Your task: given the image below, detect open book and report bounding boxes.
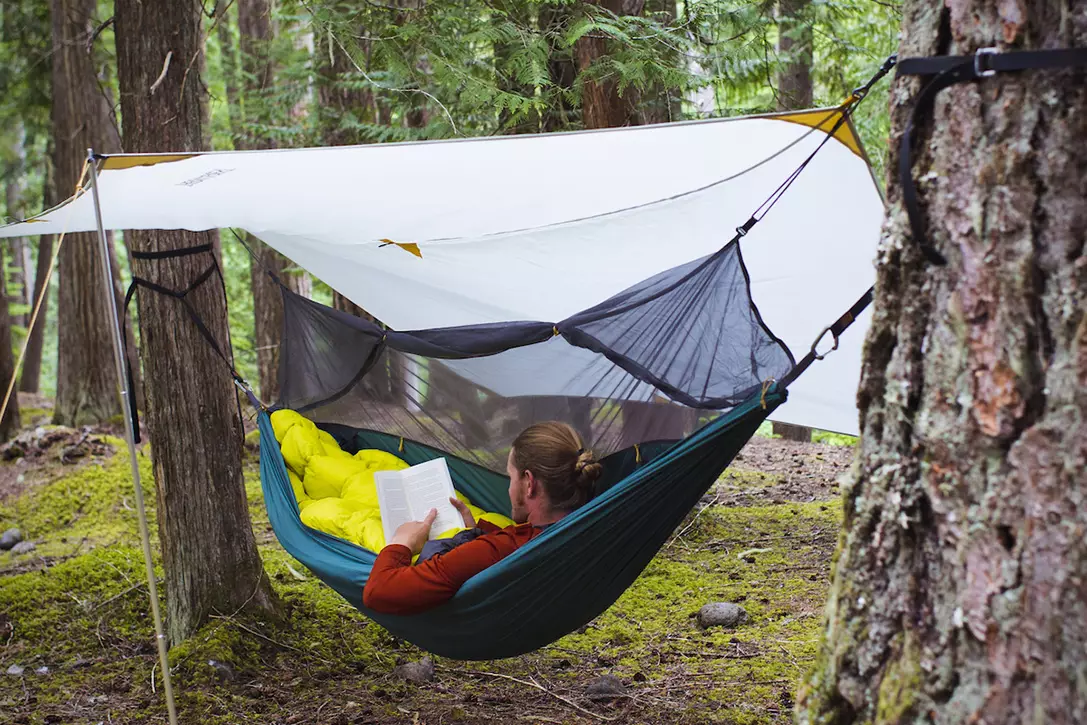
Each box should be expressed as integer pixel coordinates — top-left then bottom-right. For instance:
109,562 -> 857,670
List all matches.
374,458 -> 463,544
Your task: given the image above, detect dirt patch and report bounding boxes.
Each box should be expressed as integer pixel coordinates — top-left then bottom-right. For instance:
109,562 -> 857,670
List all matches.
0,427 -> 116,503
714,435 -> 855,507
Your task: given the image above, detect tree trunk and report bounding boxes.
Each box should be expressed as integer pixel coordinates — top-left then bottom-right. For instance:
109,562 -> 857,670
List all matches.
315,23 -> 375,146
574,0 -> 646,130
625,0 -> 679,125
50,0 -> 124,425
771,0 -> 816,444
775,0 -> 812,111
5,123 -> 31,329
238,0 -> 295,401
540,5 -> 578,132
796,4 -> 1087,723
19,156 -> 55,395
0,248 -> 20,441
114,0 -> 276,645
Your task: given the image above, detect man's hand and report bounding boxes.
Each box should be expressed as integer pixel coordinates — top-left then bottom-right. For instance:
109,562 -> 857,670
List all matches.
449,497 -> 476,528
388,509 -> 438,554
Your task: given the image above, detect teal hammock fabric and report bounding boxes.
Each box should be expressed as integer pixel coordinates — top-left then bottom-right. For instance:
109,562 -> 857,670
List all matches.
259,387 -> 785,661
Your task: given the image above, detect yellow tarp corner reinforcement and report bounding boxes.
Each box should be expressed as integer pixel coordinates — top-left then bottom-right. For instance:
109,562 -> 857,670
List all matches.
774,109 -> 864,158
100,154 -> 199,170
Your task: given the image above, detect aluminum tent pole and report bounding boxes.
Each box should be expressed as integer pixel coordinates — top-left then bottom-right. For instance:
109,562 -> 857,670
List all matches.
86,149 -> 179,725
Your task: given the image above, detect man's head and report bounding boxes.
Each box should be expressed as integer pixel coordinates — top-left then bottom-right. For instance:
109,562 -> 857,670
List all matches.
506,421 -> 603,525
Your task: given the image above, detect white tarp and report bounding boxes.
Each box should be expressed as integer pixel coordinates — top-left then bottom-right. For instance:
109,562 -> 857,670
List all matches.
0,108 -> 885,435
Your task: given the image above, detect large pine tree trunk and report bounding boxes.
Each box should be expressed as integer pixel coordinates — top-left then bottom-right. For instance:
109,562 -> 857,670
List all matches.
114,0 -> 276,644
796,4 -> 1087,723
51,0 -> 125,425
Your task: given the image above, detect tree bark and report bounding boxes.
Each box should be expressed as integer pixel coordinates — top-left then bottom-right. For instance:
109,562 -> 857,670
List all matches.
775,0 -> 813,111
19,155 -> 54,395
114,0 -> 276,645
796,3 -> 1087,723
574,0 -> 646,130
50,0 -> 124,425
0,248 -> 20,441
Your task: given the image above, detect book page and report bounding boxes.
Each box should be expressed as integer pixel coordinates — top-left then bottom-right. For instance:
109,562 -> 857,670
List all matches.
401,459 -> 461,538
374,472 -> 413,544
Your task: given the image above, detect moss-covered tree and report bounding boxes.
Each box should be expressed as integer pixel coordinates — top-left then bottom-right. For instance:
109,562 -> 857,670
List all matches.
114,0 -> 277,644
797,2 -> 1087,722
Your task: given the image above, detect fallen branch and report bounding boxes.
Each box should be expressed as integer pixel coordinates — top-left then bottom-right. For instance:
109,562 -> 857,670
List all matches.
440,667 -> 619,722
92,579 -> 156,611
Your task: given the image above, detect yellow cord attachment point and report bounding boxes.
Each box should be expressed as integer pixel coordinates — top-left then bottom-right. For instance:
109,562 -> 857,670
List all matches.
398,437 -> 405,453
552,326 -> 559,337
634,444 -> 642,465
760,378 -> 775,410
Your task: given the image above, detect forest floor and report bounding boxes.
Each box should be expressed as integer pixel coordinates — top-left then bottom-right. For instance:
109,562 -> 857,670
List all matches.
0,398 -> 855,725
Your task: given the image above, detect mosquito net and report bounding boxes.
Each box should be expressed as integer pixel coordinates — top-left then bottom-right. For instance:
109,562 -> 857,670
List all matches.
275,240 -> 793,475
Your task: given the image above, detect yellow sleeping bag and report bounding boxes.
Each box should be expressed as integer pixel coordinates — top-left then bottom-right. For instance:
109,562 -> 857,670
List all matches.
270,410 -> 514,552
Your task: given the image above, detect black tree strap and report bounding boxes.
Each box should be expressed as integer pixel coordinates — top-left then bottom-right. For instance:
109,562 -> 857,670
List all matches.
780,286 -> 874,389
122,243 -> 250,443
897,47 -> 1087,265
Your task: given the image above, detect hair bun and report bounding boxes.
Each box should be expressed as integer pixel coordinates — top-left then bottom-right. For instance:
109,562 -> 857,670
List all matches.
573,450 -> 603,489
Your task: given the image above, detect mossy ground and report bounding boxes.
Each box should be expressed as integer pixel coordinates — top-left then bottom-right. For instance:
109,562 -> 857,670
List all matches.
1,423 -> 846,724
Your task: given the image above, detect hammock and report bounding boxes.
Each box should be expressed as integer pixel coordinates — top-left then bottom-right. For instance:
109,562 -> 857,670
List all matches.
260,389 -> 783,660
0,74 -> 890,660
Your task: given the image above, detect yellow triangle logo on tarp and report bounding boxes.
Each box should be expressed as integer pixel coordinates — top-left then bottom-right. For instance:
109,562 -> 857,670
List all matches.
379,239 -> 422,258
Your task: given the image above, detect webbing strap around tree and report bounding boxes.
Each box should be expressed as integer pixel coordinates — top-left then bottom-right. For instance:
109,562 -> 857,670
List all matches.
123,243 -> 250,443
897,47 -> 1087,265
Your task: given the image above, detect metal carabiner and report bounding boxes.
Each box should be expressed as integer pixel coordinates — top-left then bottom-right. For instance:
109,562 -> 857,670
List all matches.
810,325 -> 840,361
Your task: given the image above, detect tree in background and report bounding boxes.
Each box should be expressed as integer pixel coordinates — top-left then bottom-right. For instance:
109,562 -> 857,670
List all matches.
775,0 -> 812,111
217,0 -> 309,402
5,126 -> 31,330
114,0 -> 277,644
797,2 -> 1086,722
771,0 -> 815,442
50,0 -> 126,426
0,247 -> 19,440
19,156 -> 52,396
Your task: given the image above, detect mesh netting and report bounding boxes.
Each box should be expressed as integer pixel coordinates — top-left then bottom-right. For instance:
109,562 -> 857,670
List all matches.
275,241 -> 792,473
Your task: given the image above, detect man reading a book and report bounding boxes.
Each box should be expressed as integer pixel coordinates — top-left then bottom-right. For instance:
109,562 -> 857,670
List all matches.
363,422 -> 603,614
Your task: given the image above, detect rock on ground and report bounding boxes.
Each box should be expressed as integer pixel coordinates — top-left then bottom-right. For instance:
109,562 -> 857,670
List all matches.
394,656 -> 435,683
697,602 -> 749,629
0,528 -> 21,550
585,674 -> 627,701
9,541 -> 36,555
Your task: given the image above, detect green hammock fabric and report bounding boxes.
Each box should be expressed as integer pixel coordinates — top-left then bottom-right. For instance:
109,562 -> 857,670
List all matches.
259,387 -> 784,661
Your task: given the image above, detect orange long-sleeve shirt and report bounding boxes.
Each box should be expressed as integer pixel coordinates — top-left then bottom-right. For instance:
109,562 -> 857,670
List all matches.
363,520 -> 543,615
